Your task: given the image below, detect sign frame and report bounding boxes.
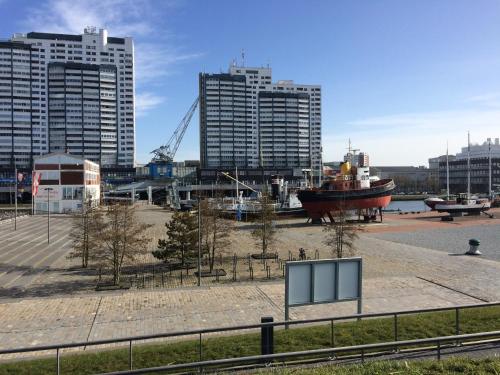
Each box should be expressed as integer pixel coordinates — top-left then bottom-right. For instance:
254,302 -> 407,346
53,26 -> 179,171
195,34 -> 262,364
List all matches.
284,257 -> 362,323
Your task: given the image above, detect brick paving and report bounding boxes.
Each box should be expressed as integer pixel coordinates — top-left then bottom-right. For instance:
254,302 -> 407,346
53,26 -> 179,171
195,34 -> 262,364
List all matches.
0,274 -> 484,354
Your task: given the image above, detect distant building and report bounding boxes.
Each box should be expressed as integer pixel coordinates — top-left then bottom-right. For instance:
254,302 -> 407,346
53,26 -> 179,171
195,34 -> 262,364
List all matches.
428,154 -> 456,170
358,153 -> 369,168
455,138 -> 500,160
371,166 -> 436,193
199,65 -> 321,179
430,138 -> 500,194
33,153 -> 100,213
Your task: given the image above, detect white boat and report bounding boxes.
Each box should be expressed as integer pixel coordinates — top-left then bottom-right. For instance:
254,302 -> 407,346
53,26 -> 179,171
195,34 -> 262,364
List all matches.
436,133 -> 491,215
435,194 -> 491,214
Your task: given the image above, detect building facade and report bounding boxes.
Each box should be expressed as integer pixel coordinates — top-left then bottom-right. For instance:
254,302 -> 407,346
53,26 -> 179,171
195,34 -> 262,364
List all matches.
199,66 -> 321,173
47,62 -> 118,166
430,138 -> 500,194
371,166 -> 437,193
0,27 -> 135,170
33,153 -> 100,213
437,157 -> 500,194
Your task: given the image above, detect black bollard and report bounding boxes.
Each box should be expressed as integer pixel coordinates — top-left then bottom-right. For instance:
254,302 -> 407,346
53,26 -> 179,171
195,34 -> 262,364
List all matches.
261,316 -> 274,356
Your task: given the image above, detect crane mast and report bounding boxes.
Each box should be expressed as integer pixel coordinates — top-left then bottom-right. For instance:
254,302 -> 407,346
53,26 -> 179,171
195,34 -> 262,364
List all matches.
150,97 -> 199,163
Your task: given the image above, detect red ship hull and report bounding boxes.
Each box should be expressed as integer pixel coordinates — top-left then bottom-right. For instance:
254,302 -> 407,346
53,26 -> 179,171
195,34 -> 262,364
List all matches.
297,179 -> 395,220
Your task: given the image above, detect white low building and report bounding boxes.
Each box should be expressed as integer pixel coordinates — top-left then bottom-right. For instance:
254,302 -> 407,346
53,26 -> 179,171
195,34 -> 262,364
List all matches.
33,153 -> 100,214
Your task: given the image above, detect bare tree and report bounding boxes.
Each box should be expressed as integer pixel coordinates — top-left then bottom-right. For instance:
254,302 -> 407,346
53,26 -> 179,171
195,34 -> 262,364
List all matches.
68,197 -> 102,268
201,198 -> 233,272
323,207 -> 362,259
95,203 -> 152,285
251,193 -> 277,255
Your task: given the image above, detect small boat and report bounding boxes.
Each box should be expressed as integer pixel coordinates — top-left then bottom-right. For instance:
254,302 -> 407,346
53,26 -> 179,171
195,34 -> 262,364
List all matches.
435,194 -> 491,214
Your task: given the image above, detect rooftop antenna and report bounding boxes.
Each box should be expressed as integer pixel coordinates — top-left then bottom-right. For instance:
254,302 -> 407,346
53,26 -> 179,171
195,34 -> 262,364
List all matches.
241,49 -> 245,67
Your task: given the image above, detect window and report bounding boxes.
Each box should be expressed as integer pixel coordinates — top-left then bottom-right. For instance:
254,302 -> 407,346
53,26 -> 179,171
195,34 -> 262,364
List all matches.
63,186 -> 73,200
73,187 -> 83,200
41,170 -> 60,180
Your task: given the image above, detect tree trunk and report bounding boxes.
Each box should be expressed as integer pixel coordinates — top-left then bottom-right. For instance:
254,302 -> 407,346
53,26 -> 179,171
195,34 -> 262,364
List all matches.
210,227 -> 216,272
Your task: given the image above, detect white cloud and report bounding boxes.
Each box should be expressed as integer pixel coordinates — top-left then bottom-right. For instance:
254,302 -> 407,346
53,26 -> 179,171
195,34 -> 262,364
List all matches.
346,109 -> 500,131
24,0 -> 156,36
465,92 -> 500,108
135,92 -> 165,117
324,108 -> 500,166
135,43 -> 203,85
22,0 -> 201,115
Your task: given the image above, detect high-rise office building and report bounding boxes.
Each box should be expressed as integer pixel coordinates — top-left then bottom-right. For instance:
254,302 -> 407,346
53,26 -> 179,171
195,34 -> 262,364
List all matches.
0,27 -> 135,169
199,65 -> 321,172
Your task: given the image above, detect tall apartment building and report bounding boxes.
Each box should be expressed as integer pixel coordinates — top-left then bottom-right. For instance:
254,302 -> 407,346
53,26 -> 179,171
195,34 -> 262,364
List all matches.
0,27 -> 135,170
199,66 -> 321,172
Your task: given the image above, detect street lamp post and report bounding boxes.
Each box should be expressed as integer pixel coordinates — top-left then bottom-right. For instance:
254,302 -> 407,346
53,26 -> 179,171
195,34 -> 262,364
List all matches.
44,187 -> 53,244
14,165 -> 17,231
197,196 -> 201,287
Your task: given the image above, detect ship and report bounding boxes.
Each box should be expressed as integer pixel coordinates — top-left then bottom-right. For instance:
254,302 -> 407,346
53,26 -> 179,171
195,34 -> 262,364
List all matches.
297,147 -> 395,222
430,134 -> 491,216
435,194 -> 490,214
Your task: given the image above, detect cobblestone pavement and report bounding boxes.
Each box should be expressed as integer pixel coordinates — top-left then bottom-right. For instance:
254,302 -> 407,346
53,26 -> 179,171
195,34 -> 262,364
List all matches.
0,274 -> 483,353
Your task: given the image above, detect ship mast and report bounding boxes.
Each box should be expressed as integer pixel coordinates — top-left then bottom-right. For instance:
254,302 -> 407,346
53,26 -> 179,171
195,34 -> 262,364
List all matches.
467,132 -> 471,199
446,141 -> 450,198
488,138 -> 492,199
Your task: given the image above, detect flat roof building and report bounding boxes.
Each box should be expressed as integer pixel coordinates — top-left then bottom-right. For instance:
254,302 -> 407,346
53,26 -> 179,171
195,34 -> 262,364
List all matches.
33,153 -> 100,214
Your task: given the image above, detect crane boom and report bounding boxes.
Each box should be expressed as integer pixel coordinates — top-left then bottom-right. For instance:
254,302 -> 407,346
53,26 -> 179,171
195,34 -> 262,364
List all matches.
151,97 -> 199,162
219,172 -> 257,193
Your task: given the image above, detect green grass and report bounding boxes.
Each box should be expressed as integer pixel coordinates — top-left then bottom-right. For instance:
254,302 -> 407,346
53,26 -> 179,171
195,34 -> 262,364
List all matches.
266,357 -> 500,374
1,306 -> 500,374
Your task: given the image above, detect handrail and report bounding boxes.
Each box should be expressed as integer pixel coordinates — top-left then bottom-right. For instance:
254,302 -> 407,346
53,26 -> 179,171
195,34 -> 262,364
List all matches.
99,330 -> 500,375
0,300 -> 499,355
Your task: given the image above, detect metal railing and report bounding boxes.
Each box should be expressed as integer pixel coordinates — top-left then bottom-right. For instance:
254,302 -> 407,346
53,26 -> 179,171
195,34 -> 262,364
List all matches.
1,301 -> 500,374
99,330 -> 500,375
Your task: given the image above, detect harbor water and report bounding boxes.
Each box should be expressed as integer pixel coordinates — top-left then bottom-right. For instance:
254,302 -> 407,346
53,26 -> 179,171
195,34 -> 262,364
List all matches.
385,200 -> 427,212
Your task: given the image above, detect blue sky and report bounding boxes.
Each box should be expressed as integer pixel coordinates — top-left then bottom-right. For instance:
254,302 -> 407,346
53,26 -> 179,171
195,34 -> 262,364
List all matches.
1,0 -> 500,166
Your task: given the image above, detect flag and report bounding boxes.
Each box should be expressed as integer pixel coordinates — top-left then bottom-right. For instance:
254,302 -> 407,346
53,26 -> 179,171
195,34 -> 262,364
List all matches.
32,172 -> 41,197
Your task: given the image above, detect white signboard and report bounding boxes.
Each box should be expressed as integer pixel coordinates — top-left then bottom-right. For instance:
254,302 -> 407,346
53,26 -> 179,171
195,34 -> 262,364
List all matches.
35,187 -> 59,199
285,258 -> 362,322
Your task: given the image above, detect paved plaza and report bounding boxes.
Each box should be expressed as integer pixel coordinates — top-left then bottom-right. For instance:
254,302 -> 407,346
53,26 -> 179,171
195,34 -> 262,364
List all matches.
0,215 -> 75,293
0,209 -> 500,356
0,275 -> 482,352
